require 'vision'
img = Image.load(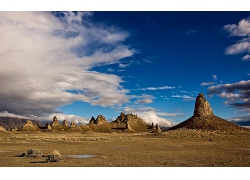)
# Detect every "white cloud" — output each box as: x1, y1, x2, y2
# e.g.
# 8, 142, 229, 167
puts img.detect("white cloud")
242, 54, 250, 60
123, 107, 176, 127
119, 63, 130, 68
133, 94, 155, 104
135, 86, 175, 91
223, 18, 250, 37
223, 17, 250, 58
171, 95, 193, 99
138, 111, 175, 127
135, 98, 153, 104
0, 12, 135, 117
213, 75, 217, 81
146, 86, 175, 90
225, 41, 250, 55
200, 82, 215, 86
0, 111, 29, 119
